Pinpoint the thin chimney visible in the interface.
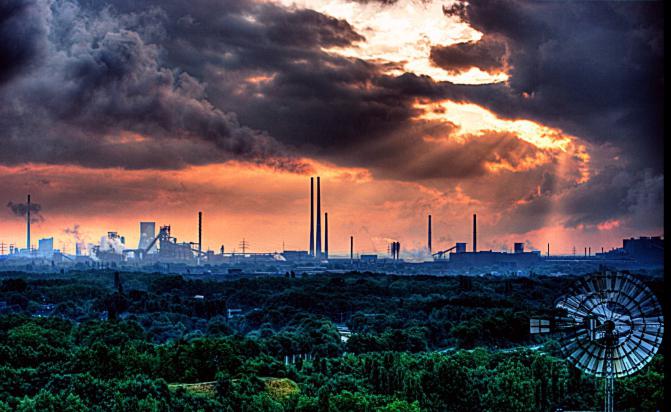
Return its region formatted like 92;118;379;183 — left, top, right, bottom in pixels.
316;176;322;258
473;213;477;253
198;211;202;256
324;212;329;259
350;236;354;262
428;215;432;253
309;177;314;256
26;194;31;251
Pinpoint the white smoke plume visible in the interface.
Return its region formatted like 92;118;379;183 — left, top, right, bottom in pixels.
99;235;125;254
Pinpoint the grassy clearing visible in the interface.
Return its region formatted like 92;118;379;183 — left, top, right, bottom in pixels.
263;377;300;400
168;381;217;397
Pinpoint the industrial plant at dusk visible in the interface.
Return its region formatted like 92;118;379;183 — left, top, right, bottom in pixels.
1;181;663;275
0;0;663;410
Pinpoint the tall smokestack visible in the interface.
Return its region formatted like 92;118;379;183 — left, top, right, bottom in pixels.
324;212;328;259
316;176;322;258
473;213;477;253
26;194;31;251
198;211;202;256
428;215;432;253
350;236;354;262
309;177;314;256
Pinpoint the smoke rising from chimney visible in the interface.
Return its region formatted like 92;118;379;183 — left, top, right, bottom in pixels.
64;224;85;242
6;200;44;223
100;236;125;254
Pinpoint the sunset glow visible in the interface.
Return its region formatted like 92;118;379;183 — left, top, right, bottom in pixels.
280;0;508;83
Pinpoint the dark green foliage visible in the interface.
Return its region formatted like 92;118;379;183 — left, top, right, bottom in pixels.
0;270;663;411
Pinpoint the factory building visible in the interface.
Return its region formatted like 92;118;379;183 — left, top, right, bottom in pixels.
597;236;664;265
138;222;157;253
38;237;54;255
154;226;195;262
433;214;542;268
449;249;542;268
281;250;311;261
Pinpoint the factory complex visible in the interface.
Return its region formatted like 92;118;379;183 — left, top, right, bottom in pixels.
0;179;664;275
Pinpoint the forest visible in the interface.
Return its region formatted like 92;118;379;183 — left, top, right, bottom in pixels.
0;270;664;411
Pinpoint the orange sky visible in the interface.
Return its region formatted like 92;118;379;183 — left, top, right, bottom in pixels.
0;157;643;257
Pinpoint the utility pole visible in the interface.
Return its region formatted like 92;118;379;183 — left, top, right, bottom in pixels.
239;239;249;254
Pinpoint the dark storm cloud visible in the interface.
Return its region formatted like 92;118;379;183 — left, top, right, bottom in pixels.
0;0;527;181
497;166;663;235
443;0;664;173
0;0;324;172
561;167;663;230
106;0;426;153
0;0;45;84
430;37;507;73
433;0;664;233
59;0;455;177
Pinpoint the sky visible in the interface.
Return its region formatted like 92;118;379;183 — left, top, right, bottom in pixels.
0;0;664;256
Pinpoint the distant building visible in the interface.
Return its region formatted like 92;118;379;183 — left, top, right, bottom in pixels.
449;250;542;268
596;236;663;266
281;250;311;261
623;236;663;263
138;222;156;252
455;243;467;253
360;254;378;264
38;237;54;255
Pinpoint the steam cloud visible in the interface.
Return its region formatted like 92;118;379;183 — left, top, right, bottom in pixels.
99;235;125;254
63;224;85;242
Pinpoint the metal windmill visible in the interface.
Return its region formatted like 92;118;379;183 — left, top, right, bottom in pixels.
530;271;664;412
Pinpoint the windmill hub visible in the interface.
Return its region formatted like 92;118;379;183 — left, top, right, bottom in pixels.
603;320;615;333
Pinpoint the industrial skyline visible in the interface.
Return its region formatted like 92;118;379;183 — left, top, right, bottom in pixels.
0;180;663;260
0;0;663;258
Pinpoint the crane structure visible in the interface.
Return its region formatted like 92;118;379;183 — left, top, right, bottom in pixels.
432;245;457;260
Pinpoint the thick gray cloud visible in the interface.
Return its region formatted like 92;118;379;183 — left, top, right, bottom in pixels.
0;0;45;84
498;166;664;235
442;0;664;172
432;0;664;232
0;0;312;171
430;37;507;73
